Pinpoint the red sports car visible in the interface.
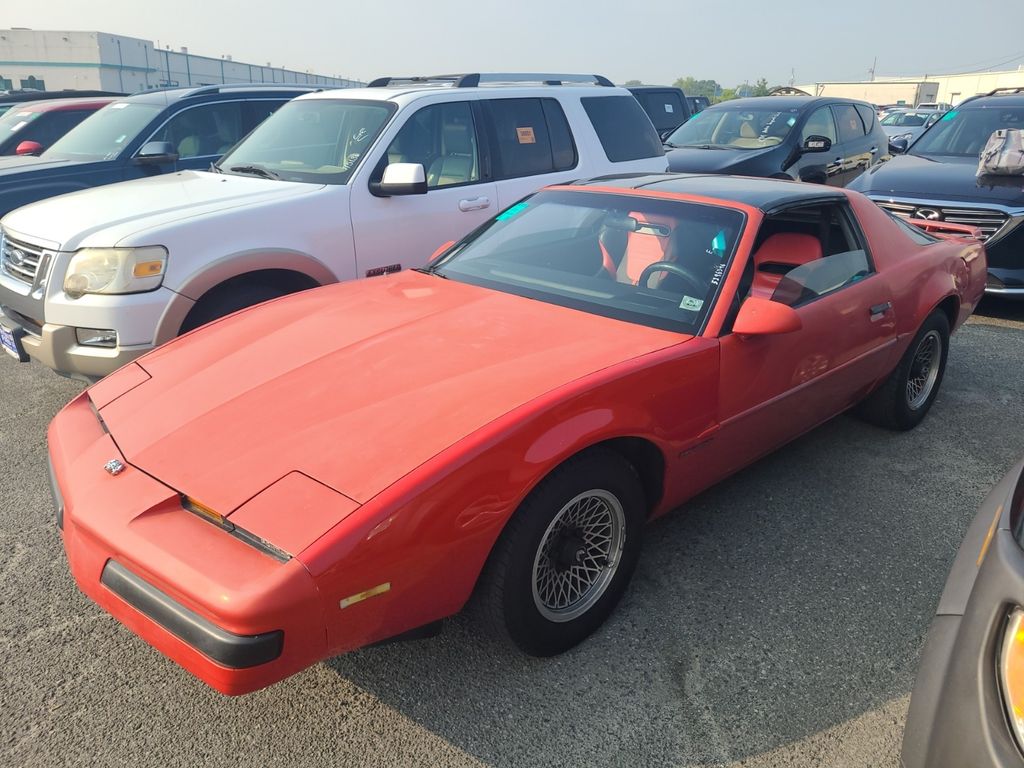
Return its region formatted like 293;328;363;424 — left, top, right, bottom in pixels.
48;174;987;694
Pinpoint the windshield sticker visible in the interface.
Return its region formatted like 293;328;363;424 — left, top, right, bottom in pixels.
680;296;704;311
496;201;529;221
787;116;796;126
665;103;674;113
711;229;728;256
759;112;784;137
110;103;129;109
14;111;30;117
114;135;127;144
710;262;727;286
941;110;959;121
10;121;28;132
516;127;536;144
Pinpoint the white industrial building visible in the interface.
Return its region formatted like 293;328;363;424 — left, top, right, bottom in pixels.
0;29;362;93
796;65;1024;107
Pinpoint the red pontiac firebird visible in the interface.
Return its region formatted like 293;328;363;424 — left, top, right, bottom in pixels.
48;174;986;694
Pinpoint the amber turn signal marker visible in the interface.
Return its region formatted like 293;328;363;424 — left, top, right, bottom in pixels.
133;260;165;278
339;582;391;609
1000;608;1024;749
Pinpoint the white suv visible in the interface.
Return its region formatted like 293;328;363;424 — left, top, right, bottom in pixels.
0;73;667;380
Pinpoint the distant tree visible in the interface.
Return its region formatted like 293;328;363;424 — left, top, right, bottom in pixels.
673;76;720;100
716;87;738;103
752;77;770;97
623;79;643;87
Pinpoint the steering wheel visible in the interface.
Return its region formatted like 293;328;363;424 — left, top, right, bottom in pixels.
636;261;707;297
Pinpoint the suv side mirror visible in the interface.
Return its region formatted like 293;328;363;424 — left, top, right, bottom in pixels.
371;162;428;197
889;137;909;155
133;141;179;166
733;296;802;337
801;135;832;153
15;140;43;156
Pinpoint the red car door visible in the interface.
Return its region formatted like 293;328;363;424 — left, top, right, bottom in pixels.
702;203;898;477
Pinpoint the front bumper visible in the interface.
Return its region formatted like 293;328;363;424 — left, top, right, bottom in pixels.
901;459;1024;767
49;392;328;694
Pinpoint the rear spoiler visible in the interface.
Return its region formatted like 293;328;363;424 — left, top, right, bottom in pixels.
906;218;983;242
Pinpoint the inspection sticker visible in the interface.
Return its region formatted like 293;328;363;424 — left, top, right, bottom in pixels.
680;296;704;311
496;201;529;221
516;127;536;144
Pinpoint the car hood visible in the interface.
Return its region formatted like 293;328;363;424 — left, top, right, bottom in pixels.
849;154;1024;205
665;145;778;174
96;271;687;512
1;170;320;249
0;154;82;173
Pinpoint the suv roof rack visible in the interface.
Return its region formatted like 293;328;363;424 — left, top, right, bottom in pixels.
367;72;614;88
183;83;332;98
768;87;812;96
981;86;1024;97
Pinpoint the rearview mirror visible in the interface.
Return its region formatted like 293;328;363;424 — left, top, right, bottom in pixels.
801;135;832;153
733;296;802;337
889;137;909;155
15;140;43;156
372;162;428;197
133;141;179;165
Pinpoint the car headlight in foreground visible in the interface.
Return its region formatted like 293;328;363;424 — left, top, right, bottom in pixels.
64;246;167;298
1000;607;1024;749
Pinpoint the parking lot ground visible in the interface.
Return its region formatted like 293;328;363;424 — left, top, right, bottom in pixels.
2;298;1023;768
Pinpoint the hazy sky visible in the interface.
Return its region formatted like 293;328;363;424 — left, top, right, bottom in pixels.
8;1;1024;87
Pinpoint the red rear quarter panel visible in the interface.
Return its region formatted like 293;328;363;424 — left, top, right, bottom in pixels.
848;193;986;337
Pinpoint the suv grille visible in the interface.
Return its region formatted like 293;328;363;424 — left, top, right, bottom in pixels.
1;233;45;286
874;200;1009;241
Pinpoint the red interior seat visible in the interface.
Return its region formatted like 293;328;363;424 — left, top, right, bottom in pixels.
749;233;822;300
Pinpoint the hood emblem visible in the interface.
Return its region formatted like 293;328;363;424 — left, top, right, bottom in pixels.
914;207;942;221
6;248;26;267
104;459;125;476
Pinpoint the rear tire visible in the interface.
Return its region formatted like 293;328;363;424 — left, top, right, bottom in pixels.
476;448;645;656
855;310;950;431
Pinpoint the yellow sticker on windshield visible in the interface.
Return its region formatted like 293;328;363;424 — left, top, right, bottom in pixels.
516;127;536;144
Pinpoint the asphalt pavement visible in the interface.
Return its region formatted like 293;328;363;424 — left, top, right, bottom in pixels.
2;298;1023;768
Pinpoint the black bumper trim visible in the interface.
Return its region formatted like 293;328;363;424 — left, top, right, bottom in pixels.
100;560;283;669
47;455;64;530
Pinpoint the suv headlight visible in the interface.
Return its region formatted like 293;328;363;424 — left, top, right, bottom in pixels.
64;246;167;299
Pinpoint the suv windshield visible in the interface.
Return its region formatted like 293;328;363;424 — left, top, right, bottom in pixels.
218;98;396;184
881;111;933;127
44;102;162;161
430;189;744;333
665;105;800;149
910;105;1024;157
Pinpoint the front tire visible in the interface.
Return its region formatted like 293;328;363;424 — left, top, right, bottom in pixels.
477;448;645;656
856;310;950;430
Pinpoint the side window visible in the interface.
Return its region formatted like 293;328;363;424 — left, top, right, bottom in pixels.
22;111;90;148
581;95;664;162
382;101;479;189
149;101;245;159
749;204;873;308
485;98;553;178
854;104;876;133
542;99;578;171
801;106;837;144
832;104;866;144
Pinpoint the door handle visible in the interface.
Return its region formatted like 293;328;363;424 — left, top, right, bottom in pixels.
459;197;490;212
869;146;878;154
869;301;892;317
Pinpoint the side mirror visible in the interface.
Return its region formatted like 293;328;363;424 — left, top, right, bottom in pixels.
371;162;428;197
889;137;909;155
733;296;802;337
801;135;832;153
15;140;43;156
133;141;179;166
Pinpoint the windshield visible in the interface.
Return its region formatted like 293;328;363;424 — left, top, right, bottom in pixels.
665;105;799;149
0;107;42;136
881;111;932;127
430;189;744;333
910;106;1024;157
44;102;162;160
217;98;396;184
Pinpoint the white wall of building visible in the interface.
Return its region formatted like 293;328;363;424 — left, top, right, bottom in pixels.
0;29;360;93
796;66;1024;108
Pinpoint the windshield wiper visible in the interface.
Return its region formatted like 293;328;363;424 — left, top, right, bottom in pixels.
414;267;448;279
209;162;223;174
227;164;280;179
664;142;680;148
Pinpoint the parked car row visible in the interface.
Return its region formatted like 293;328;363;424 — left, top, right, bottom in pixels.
0;74;1017;768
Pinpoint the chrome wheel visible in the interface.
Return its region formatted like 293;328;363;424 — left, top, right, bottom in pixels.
531;489;626;623
906;330;942;410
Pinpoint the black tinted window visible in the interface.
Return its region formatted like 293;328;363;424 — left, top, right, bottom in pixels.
855;104;876;132
582;95;664;162
634;91;687;131
832;104;866;143
542;99;577;171
485;98;575;179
